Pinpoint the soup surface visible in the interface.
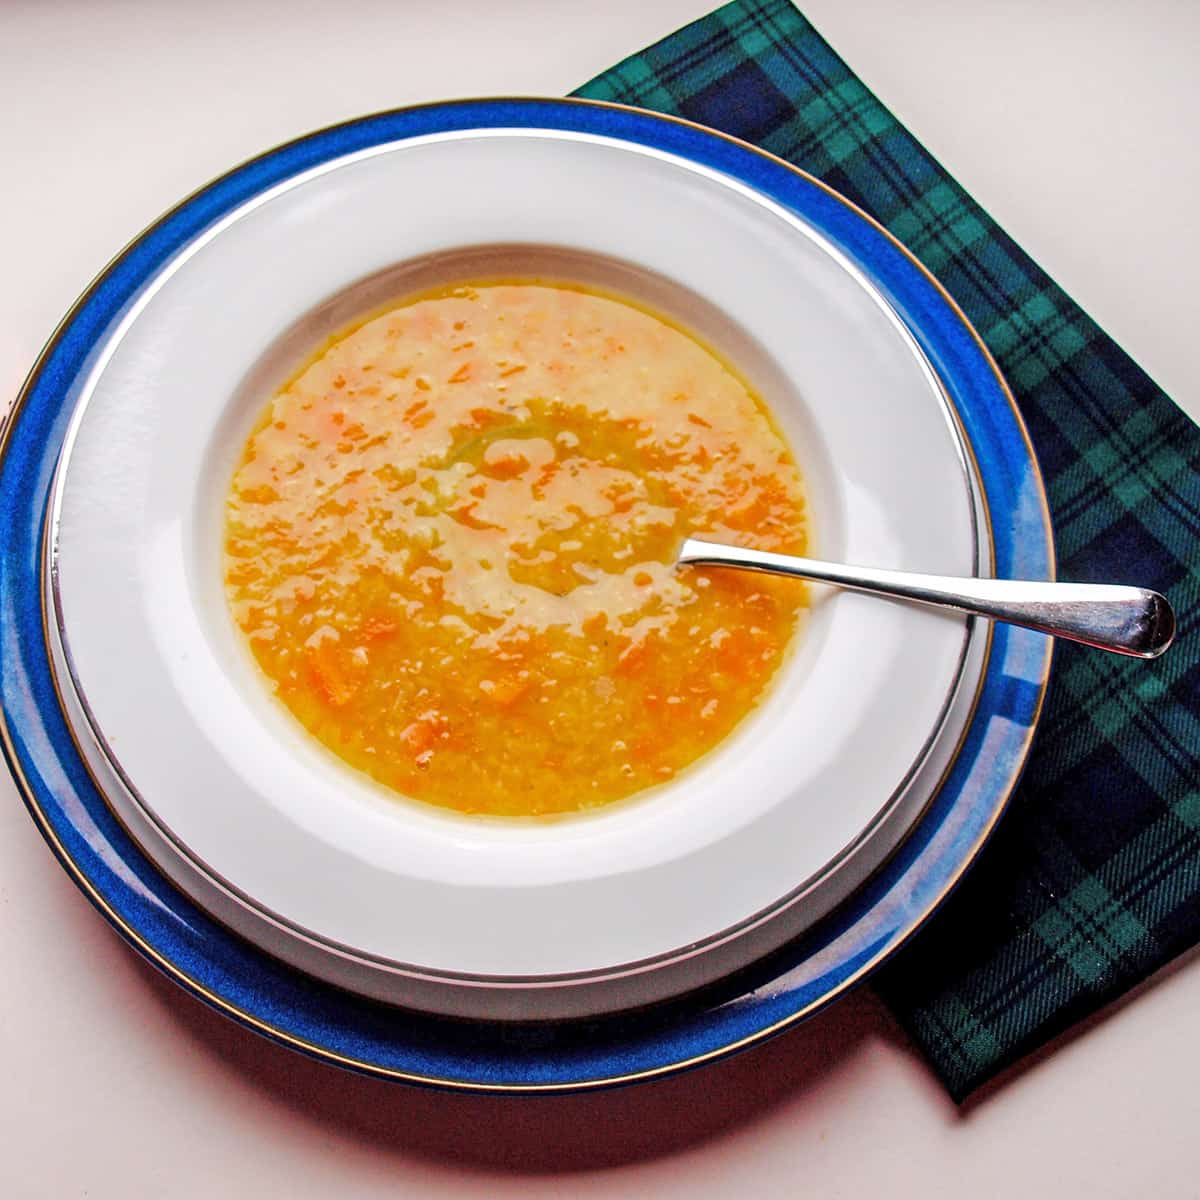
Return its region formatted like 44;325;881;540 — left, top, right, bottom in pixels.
224;283;807;816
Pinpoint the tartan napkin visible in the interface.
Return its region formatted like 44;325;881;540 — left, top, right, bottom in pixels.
575;0;1200;1100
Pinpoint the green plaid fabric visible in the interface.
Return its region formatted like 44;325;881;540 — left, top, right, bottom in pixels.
576;0;1200;1100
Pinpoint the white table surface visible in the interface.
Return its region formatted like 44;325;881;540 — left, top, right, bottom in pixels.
2;2;1197;1195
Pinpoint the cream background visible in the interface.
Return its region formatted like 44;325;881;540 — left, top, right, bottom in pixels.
1;2;1197;1196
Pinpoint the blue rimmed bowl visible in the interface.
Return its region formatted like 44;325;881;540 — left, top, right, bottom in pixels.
2;98;1051;1087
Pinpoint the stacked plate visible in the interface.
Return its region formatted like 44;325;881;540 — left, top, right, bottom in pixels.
3;99;1052;1089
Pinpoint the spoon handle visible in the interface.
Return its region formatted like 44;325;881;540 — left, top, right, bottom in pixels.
678;537;1176;659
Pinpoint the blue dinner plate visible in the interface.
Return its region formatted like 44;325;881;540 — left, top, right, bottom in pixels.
0;98;1051;1091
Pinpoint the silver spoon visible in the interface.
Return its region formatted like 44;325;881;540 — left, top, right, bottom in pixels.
677;537;1176;659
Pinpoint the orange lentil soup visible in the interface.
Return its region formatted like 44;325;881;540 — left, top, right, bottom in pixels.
224;283;807;816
